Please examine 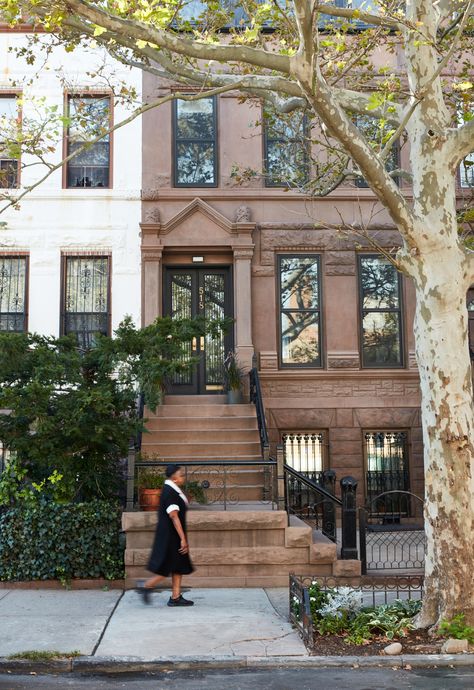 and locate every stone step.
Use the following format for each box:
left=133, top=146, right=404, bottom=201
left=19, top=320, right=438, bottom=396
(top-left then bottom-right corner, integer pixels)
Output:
left=142, top=429, right=261, bottom=443
left=154, top=404, right=255, bottom=418
left=138, top=455, right=264, bottom=463
left=163, top=395, right=228, bottom=405
left=140, top=441, right=262, bottom=457
left=145, top=416, right=259, bottom=431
